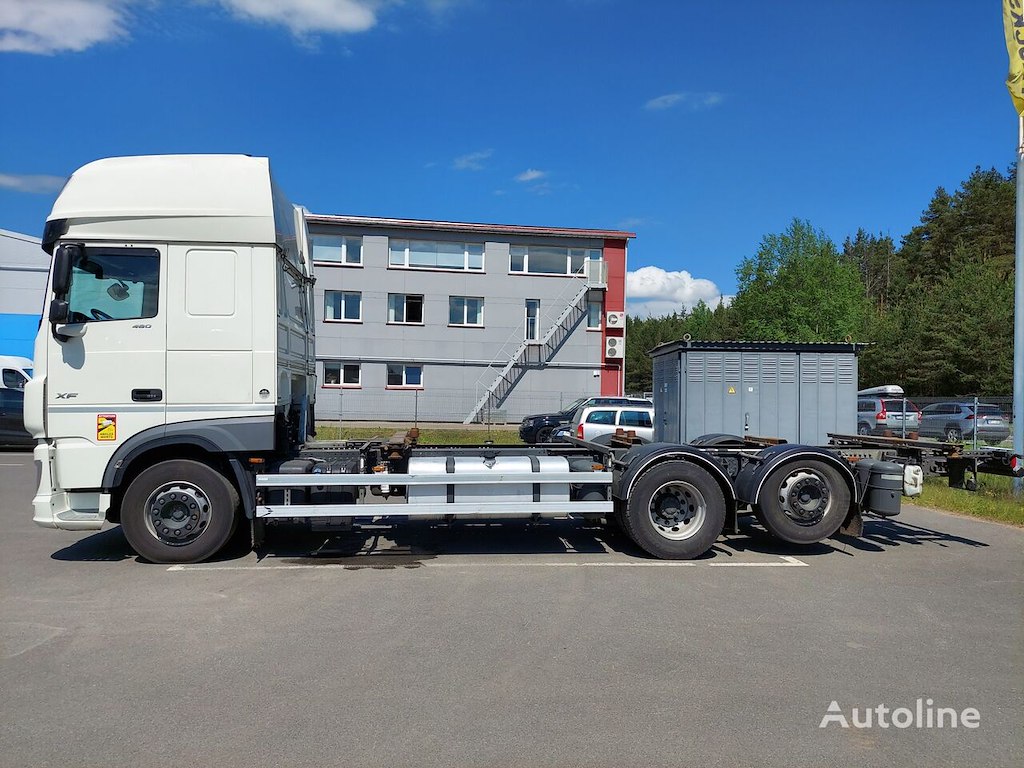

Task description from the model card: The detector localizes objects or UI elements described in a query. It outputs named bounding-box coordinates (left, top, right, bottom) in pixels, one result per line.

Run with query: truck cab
left=28, top=155, right=315, bottom=552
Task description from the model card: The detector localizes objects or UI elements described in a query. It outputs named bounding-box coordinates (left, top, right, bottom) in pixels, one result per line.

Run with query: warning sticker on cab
left=97, top=414, right=117, bottom=441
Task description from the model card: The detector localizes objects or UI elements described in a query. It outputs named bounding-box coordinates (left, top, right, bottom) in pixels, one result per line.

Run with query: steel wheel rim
left=144, top=482, right=212, bottom=546
left=648, top=481, right=707, bottom=540
left=777, top=470, right=832, bottom=527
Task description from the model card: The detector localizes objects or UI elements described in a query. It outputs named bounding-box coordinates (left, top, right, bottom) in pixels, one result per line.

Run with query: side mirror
left=52, top=244, right=80, bottom=297
left=49, top=299, right=69, bottom=324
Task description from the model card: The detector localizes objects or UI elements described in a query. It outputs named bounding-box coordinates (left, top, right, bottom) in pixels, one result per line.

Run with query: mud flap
left=839, top=509, right=864, bottom=538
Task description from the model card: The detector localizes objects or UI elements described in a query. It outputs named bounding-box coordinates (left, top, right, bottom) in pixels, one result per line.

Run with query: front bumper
left=32, top=442, right=107, bottom=531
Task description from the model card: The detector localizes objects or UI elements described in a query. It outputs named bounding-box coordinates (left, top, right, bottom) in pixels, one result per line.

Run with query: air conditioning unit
left=605, top=311, right=625, bottom=328
left=605, top=336, right=625, bottom=359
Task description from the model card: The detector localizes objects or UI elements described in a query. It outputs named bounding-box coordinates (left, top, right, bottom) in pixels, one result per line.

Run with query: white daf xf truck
left=27, top=154, right=909, bottom=564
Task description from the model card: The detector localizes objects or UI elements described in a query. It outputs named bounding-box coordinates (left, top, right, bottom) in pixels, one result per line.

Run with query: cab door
left=45, top=245, right=166, bottom=487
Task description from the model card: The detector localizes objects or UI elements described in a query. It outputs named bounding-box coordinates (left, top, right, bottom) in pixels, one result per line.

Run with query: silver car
left=570, top=405, right=654, bottom=443
left=856, top=397, right=921, bottom=436
left=918, top=402, right=1011, bottom=445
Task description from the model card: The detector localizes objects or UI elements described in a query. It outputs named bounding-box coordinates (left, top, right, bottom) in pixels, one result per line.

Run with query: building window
left=510, top=245, right=601, bottom=276
left=387, top=363, right=423, bottom=388
left=525, top=299, right=540, bottom=341
left=387, top=294, right=424, bottom=324
left=449, top=296, right=484, bottom=326
left=324, top=362, right=361, bottom=387
left=324, top=290, right=361, bottom=322
left=312, top=235, right=362, bottom=265
left=389, top=239, right=484, bottom=271
left=587, top=299, right=602, bottom=329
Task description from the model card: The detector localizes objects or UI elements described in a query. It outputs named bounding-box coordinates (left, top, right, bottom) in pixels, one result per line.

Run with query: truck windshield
left=65, top=247, right=160, bottom=322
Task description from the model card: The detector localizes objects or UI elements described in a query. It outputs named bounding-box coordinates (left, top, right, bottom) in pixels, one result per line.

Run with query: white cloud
left=0, top=0, right=128, bottom=54
left=617, top=216, right=649, bottom=230
left=645, top=93, right=683, bottom=111
left=453, top=149, right=492, bottom=171
left=626, top=265, right=728, bottom=318
left=0, top=172, right=66, bottom=193
left=515, top=168, right=546, bottom=183
left=644, top=91, right=725, bottom=111
left=216, top=0, right=378, bottom=36
left=1, top=0, right=454, bottom=54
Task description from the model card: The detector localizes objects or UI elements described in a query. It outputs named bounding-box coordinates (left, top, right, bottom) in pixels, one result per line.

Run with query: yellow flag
left=1005, top=0, right=1024, bottom=114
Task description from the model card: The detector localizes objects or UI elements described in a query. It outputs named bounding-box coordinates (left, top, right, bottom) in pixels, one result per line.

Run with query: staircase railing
left=464, top=260, right=605, bottom=424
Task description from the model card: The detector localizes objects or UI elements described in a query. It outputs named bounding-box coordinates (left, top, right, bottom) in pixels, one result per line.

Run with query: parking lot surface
left=1, top=450, right=1021, bottom=767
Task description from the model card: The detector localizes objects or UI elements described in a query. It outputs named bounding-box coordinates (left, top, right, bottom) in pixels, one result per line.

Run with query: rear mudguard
left=733, top=443, right=857, bottom=512
left=615, top=443, right=737, bottom=518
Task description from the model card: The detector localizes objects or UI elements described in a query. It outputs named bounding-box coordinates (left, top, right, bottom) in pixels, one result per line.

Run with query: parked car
left=856, top=396, right=921, bottom=436
left=0, top=388, right=33, bottom=448
left=519, top=396, right=652, bottom=444
left=569, top=404, right=655, bottom=443
left=918, top=402, right=1011, bottom=445
left=0, top=355, right=33, bottom=390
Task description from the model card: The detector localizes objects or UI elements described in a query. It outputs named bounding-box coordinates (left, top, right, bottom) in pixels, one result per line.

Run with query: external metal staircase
left=464, top=260, right=607, bottom=424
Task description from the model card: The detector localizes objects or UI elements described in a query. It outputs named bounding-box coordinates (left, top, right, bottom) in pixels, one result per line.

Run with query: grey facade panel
left=310, top=222, right=616, bottom=423
left=1, top=230, right=49, bottom=315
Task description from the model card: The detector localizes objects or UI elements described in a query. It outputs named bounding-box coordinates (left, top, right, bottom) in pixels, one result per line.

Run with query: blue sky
left=0, top=0, right=1015, bottom=316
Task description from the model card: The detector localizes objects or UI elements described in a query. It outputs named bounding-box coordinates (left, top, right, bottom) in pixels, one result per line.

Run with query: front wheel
left=755, top=460, right=851, bottom=544
left=120, top=459, right=240, bottom=564
left=944, top=427, right=963, bottom=443
left=536, top=426, right=554, bottom=443
left=621, top=461, right=726, bottom=559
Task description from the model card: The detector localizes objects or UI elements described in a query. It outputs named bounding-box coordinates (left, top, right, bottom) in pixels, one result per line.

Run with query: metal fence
left=874, top=394, right=1014, bottom=450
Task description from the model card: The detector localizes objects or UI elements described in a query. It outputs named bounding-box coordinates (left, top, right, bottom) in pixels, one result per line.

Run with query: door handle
left=132, top=389, right=163, bottom=402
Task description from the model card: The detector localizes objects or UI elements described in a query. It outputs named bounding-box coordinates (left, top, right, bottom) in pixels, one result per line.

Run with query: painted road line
left=168, top=555, right=808, bottom=572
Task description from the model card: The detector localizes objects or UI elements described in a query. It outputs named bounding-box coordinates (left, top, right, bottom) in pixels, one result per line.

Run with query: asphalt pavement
left=1, top=449, right=1021, bottom=767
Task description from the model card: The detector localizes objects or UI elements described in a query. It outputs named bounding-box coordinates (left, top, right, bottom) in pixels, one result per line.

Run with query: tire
left=120, top=459, right=240, bottom=564
left=944, top=427, right=962, bottom=443
left=755, top=459, right=851, bottom=545
left=536, top=426, right=553, bottom=443
left=857, top=422, right=871, bottom=436
left=621, top=461, right=726, bottom=559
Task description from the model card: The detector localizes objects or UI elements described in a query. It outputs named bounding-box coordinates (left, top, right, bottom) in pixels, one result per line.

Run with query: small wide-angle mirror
left=48, top=298, right=69, bottom=324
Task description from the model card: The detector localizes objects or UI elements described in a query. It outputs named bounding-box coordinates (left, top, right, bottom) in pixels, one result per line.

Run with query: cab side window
left=66, top=247, right=160, bottom=323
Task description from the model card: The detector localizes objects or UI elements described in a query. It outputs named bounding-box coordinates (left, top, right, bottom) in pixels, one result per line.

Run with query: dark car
left=918, top=402, right=1011, bottom=445
left=519, top=396, right=653, bottom=444
left=0, top=388, right=33, bottom=448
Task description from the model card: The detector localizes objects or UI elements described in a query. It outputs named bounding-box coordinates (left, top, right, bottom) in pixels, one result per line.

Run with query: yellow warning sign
left=97, top=414, right=117, bottom=442
left=727, top=386, right=736, bottom=395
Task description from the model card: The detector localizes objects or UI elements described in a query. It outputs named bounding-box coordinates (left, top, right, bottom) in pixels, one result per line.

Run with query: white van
left=0, top=355, right=33, bottom=389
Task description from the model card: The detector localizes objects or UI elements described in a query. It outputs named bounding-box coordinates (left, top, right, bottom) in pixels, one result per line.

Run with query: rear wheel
left=622, top=461, right=726, bottom=559
left=755, top=459, right=850, bottom=544
left=857, top=422, right=871, bottom=436
left=120, top=459, right=240, bottom=564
